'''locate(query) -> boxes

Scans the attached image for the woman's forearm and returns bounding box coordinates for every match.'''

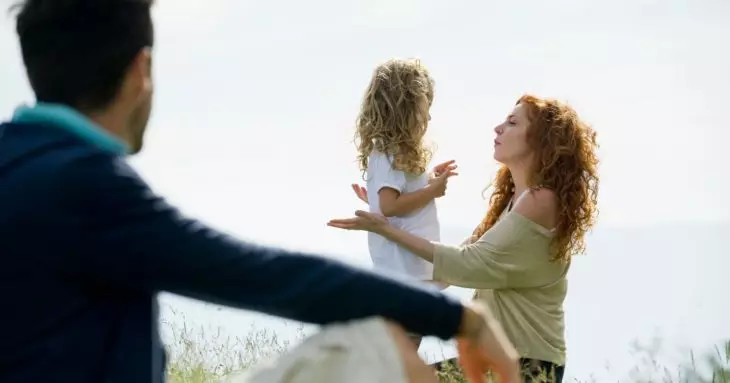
[378,225,436,263]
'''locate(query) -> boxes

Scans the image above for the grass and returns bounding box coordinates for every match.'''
[162,311,306,383]
[163,315,730,383]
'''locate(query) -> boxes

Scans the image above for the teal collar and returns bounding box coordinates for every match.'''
[11,102,129,156]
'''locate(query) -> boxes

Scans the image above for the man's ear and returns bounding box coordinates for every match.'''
[136,47,153,93]
[122,47,153,100]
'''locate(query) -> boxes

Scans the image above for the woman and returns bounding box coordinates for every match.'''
[330,94,600,382]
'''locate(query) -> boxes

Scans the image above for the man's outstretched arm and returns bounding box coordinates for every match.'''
[54,151,463,340]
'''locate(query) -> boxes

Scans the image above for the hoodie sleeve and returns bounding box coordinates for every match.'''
[53,151,463,340]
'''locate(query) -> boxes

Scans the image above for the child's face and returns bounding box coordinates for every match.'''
[417,97,432,135]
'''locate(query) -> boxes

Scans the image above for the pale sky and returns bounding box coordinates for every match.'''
[1,0,728,380]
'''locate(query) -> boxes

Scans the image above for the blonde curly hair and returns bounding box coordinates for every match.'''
[355,58,434,175]
[470,95,600,263]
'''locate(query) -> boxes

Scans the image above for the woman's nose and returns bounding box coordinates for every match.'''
[494,124,503,134]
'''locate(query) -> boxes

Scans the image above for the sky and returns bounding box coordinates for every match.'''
[1,0,729,380]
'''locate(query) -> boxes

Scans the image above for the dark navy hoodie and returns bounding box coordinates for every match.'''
[0,104,463,383]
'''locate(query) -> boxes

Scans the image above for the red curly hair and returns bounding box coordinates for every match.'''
[469,95,600,262]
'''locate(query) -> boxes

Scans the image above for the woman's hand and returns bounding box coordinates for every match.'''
[327,210,389,234]
[330,210,436,262]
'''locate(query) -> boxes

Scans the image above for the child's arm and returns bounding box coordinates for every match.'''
[379,164,457,217]
[369,152,455,217]
[378,186,437,217]
[368,151,438,217]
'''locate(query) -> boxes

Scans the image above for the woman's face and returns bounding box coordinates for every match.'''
[493,103,532,166]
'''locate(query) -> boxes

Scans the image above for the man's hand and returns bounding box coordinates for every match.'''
[457,302,521,383]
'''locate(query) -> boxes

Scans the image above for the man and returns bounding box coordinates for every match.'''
[0,1,519,382]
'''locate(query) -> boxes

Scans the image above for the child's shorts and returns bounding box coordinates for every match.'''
[226,317,408,383]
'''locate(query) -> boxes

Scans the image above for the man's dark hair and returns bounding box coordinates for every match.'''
[12,0,154,110]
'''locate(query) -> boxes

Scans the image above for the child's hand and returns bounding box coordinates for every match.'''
[351,184,368,204]
[427,168,458,197]
[431,160,458,178]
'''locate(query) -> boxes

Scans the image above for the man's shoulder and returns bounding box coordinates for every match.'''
[0,122,129,189]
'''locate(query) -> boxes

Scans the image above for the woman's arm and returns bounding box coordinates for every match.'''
[373,216,527,289]
[374,189,555,263]
[354,189,562,289]
[377,224,437,262]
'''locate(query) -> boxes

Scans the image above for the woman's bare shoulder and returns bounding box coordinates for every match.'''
[512,188,558,229]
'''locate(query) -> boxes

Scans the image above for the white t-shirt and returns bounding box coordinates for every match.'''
[365,151,440,281]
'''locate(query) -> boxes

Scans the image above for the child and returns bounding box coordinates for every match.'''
[353,59,457,348]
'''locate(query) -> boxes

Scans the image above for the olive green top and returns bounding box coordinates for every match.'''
[432,210,569,365]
